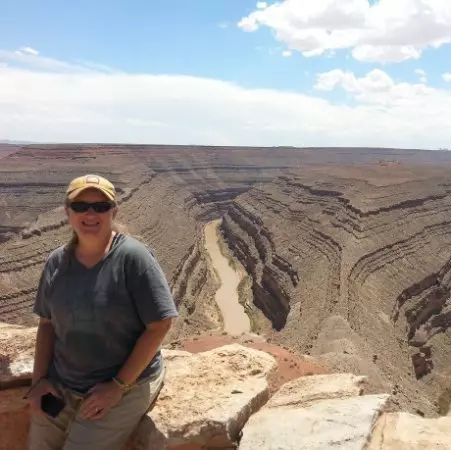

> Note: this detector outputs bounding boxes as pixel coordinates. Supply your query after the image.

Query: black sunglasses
[69,201,115,213]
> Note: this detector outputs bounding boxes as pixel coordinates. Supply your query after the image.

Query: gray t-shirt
[33,233,178,394]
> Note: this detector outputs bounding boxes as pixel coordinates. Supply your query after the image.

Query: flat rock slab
[239,394,389,450]
[368,412,451,449]
[132,344,277,449]
[267,373,366,408]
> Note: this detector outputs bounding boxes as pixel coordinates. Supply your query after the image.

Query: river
[204,219,251,335]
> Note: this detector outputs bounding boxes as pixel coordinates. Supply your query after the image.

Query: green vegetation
[438,387,451,415]
[215,224,237,270]
[237,275,249,301]
[246,308,259,334]
[236,274,261,333]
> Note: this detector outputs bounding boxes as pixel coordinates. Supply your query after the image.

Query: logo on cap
[85,175,100,184]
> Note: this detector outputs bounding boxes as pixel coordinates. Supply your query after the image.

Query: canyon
[2,143,451,447]
[219,170,451,416]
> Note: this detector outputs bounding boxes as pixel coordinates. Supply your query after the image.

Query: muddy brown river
[204,219,251,335]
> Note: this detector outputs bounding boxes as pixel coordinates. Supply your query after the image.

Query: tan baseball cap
[66,174,116,202]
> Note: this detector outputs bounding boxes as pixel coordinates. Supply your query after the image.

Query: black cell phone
[41,393,66,418]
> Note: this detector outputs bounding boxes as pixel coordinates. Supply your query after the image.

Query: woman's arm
[115,317,173,386]
[114,249,178,386]
[81,318,173,419]
[32,317,56,384]
[25,318,58,414]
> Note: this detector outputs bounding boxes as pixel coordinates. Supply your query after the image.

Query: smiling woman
[63,176,119,263]
[25,174,179,450]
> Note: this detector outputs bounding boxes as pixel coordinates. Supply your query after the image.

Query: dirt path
[204,219,251,335]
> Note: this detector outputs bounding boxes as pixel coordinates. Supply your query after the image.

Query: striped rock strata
[221,172,451,416]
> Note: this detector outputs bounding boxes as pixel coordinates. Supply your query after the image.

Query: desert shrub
[438,388,451,415]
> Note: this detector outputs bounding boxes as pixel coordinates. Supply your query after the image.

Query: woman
[26,174,178,450]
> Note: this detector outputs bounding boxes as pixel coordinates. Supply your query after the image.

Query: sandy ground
[177,333,328,394]
[0,323,37,358]
[203,219,250,335]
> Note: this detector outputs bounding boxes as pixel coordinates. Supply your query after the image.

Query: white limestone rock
[132,343,277,449]
[368,412,451,449]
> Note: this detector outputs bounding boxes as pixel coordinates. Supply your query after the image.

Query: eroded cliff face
[4,144,451,418]
[0,144,300,242]
[5,143,451,242]
[220,172,451,416]
[0,175,222,340]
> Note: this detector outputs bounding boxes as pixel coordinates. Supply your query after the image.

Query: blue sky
[2,0,338,91]
[3,0,449,90]
[1,0,451,148]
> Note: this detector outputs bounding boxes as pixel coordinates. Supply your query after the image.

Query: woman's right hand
[26,378,59,416]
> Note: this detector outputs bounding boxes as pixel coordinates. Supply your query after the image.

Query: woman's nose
[84,208,98,216]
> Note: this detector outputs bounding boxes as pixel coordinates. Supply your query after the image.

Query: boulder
[238,373,389,450]
[411,346,433,379]
[131,343,277,449]
[1,344,276,450]
[0,323,36,389]
[0,387,30,450]
[367,412,451,449]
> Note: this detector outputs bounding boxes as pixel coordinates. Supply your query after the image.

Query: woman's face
[66,188,117,240]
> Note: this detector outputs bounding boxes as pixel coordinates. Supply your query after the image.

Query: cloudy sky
[2,0,451,149]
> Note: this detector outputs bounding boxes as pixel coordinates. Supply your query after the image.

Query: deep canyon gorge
[2,143,451,423]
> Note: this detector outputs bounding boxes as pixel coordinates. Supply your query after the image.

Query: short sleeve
[126,250,178,325]
[33,261,52,319]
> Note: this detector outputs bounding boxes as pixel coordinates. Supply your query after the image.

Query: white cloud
[238,0,451,63]
[2,51,451,149]
[125,118,168,128]
[415,69,427,83]
[0,48,118,74]
[19,46,39,56]
[315,68,433,105]
[352,45,421,63]
[256,2,267,9]
[282,50,292,57]
[443,73,451,82]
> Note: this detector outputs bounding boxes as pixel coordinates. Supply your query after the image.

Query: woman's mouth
[81,221,100,227]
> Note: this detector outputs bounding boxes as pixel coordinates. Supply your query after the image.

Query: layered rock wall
[221,173,451,416]
[0,144,296,241]
[4,144,451,417]
[0,176,221,339]
[5,143,451,242]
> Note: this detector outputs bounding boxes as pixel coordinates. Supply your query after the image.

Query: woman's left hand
[81,382,123,420]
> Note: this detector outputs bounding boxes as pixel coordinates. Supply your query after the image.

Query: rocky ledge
[2,331,451,449]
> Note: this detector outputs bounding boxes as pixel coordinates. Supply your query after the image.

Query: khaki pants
[28,369,165,450]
